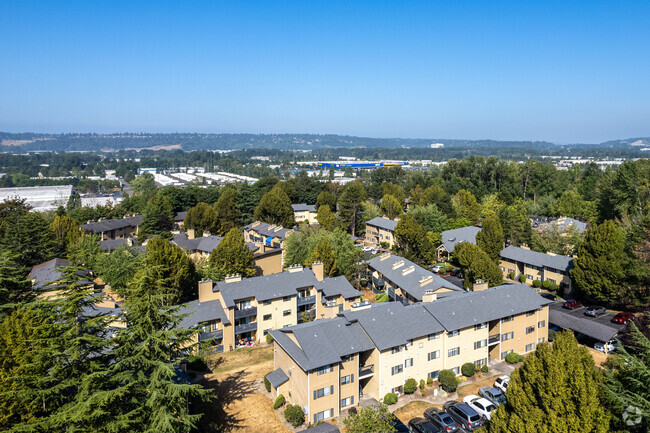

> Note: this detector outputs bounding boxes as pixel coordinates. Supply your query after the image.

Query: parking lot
[548,301,626,347]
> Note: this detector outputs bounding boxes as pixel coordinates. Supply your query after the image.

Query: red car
[563,300,582,309]
[612,312,635,324]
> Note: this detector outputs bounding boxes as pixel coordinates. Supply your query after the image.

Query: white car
[493,375,510,393]
[594,339,618,353]
[462,395,497,421]
[431,265,443,273]
[362,246,374,252]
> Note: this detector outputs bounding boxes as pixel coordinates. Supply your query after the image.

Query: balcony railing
[488,334,501,345]
[359,364,375,378]
[234,306,257,319]
[235,322,257,335]
[297,295,316,306]
[198,329,223,342]
[200,344,224,355]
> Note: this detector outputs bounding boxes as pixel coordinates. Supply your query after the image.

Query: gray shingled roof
[318,276,362,300]
[365,216,398,232]
[174,211,187,222]
[342,302,445,351]
[28,258,93,290]
[500,246,573,272]
[292,204,316,212]
[270,317,375,371]
[177,299,231,328]
[81,215,142,233]
[214,269,320,308]
[367,254,463,301]
[81,293,123,320]
[99,238,137,251]
[244,221,294,241]
[440,226,481,253]
[266,368,290,388]
[423,284,552,331]
[299,424,340,433]
[553,217,587,234]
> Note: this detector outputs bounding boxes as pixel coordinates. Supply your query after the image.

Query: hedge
[508,271,515,280]
[265,333,274,343]
[404,378,418,394]
[438,370,460,392]
[519,274,527,283]
[461,362,476,377]
[532,279,542,288]
[481,365,489,373]
[427,377,434,386]
[384,392,398,405]
[505,352,524,364]
[273,394,285,410]
[284,404,305,428]
[264,375,271,392]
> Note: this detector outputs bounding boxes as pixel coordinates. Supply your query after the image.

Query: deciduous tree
[184,202,218,237]
[452,189,481,224]
[207,228,256,280]
[316,204,336,231]
[343,402,397,433]
[213,187,241,235]
[476,214,504,262]
[394,214,434,266]
[254,185,294,228]
[380,194,402,219]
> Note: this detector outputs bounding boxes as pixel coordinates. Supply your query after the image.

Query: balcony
[359,364,375,379]
[297,295,316,306]
[235,322,257,335]
[488,334,500,345]
[198,329,223,342]
[200,344,224,355]
[234,306,257,319]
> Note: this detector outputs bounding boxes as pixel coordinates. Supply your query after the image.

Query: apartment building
[437,226,481,259]
[499,245,574,293]
[243,221,295,266]
[269,283,550,423]
[81,215,142,240]
[368,253,464,304]
[364,217,398,248]
[194,263,364,353]
[292,204,318,225]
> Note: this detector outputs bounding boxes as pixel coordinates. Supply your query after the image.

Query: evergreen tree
[254,185,294,228]
[394,214,434,266]
[553,190,585,218]
[454,242,503,289]
[338,182,367,237]
[316,204,336,231]
[213,187,241,235]
[476,214,504,262]
[144,237,197,304]
[306,238,337,277]
[409,204,448,233]
[50,214,83,252]
[67,232,102,270]
[380,194,402,219]
[66,192,81,212]
[315,190,337,212]
[94,245,144,297]
[0,252,30,313]
[207,228,256,279]
[487,332,609,433]
[184,202,218,237]
[139,193,174,242]
[1,211,56,271]
[499,200,532,247]
[343,402,397,433]
[570,220,625,304]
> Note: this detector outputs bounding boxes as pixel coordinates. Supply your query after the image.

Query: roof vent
[392,260,405,270]
[449,237,456,242]
[401,265,415,276]
[379,252,391,261]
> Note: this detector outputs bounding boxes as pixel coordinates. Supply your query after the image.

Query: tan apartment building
[269,284,550,423]
[292,204,318,225]
[499,245,574,293]
[436,226,481,260]
[243,221,295,267]
[81,215,142,240]
[368,253,464,304]
[364,217,398,248]
[193,263,364,353]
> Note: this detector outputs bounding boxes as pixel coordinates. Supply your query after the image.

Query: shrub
[376,293,389,303]
[481,365,489,373]
[380,242,390,249]
[505,352,523,364]
[532,279,542,288]
[427,377,434,387]
[273,394,285,410]
[461,362,476,377]
[508,271,515,280]
[265,333,274,344]
[283,404,305,428]
[419,379,425,391]
[421,388,426,397]
[548,329,557,342]
[404,378,418,394]
[519,274,527,283]
[264,375,272,392]
[383,392,398,405]
[547,281,559,292]
[186,355,208,372]
[360,279,368,287]
[438,370,460,392]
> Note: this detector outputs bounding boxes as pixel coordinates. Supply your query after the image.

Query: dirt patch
[360,287,379,303]
[208,345,274,373]
[456,374,501,399]
[587,347,611,368]
[393,400,440,424]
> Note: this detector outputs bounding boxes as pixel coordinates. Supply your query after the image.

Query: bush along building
[185,263,368,353]
[268,283,551,423]
[499,245,574,294]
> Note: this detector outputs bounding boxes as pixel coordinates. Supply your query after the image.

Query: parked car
[594,339,619,353]
[431,265,443,273]
[424,407,460,432]
[408,417,442,433]
[450,269,462,278]
[584,305,606,317]
[478,386,507,406]
[443,402,484,431]
[562,299,583,309]
[612,312,635,324]
[462,395,497,421]
[362,246,374,252]
[493,376,510,394]
[540,293,556,300]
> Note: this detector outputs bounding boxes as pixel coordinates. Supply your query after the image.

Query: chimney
[401,265,415,276]
[422,290,438,303]
[547,252,556,256]
[225,274,242,283]
[520,245,530,250]
[288,264,304,273]
[312,262,324,282]
[252,221,261,228]
[392,260,405,270]
[379,252,391,261]
[198,280,217,302]
[187,229,196,240]
[474,280,488,292]
[419,275,433,287]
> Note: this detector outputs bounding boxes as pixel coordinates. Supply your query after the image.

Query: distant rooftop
[365,216,398,232]
[440,226,481,252]
[500,245,573,272]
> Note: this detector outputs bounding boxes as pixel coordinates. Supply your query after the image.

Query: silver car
[584,305,606,317]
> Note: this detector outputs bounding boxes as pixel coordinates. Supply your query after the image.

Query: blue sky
[1,1,649,143]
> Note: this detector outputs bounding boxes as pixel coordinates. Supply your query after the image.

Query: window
[341,396,354,407]
[547,278,556,284]
[451,367,460,374]
[428,332,441,340]
[499,266,505,271]
[526,326,535,335]
[508,268,515,274]
[428,371,439,379]
[474,323,487,331]
[501,332,514,341]
[314,386,334,399]
[211,322,219,331]
[538,337,545,344]
[391,346,403,354]
[474,358,487,367]
[502,316,514,323]
[474,339,487,350]
[392,385,403,394]
[263,314,272,321]
[526,343,535,352]
[405,358,414,368]
[527,274,533,280]
[448,347,460,357]
[317,365,333,375]
[283,296,292,302]
[263,300,272,306]
[419,342,424,348]
[447,330,460,338]
[538,320,546,328]
[341,374,354,385]
[526,311,535,317]
[314,409,333,423]
[405,339,413,347]
[283,310,291,317]
[428,350,440,361]
[341,354,354,362]
[500,350,513,360]
[391,364,403,375]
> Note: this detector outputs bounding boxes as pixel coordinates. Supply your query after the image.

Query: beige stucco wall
[274,341,309,409]
[258,295,298,336]
[309,364,340,420]
[254,251,283,276]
